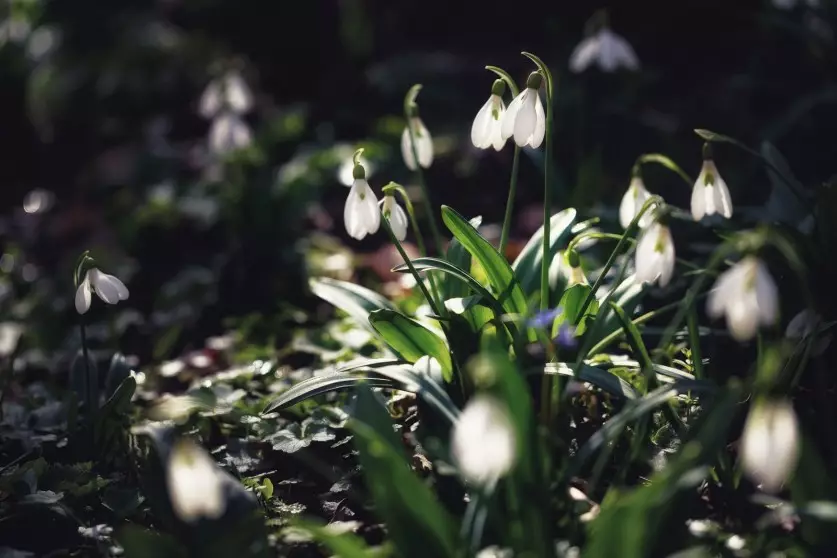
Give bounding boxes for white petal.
[413,355,443,383]
[471,97,495,149]
[569,36,599,73]
[452,395,516,486]
[658,227,676,287]
[400,125,417,171]
[166,439,226,522]
[598,30,619,72]
[389,201,409,241]
[344,183,368,240]
[714,175,733,218]
[634,225,661,284]
[513,91,537,147]
[741,400,799,493]
[198,79,222,118]
[489,97,507,151]
[75,276,92,314]
[98,271,129,301]
[209,113,251,155]
[753,260,778,326]
[727,292,759,341]
[531,92,546,148]
[707,264,742,318]
[501,91,526,140]
[691,168,708,220]
[224,72,252,114]
[414,118,434,168]
[359,183,380,235]
[608,31,640,70]
[619,178,649,229]
[89,268,121,305]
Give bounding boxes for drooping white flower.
[413,355,444,384]
[344,177,380,241]
[166,439,226,522]
[380,195,408,241]
[691,146,733,221]
[401,117,433,170]
[786,309,831,355]
[740,399,800,493]
[619,174,653,229]
[635,220,675,287]
[199,71,253,119]
[707,256,778,341]
[451,395,516,486]
[208,112,252,155]
[570,27,640,73]
[75,268,129,315]
[501,72,545,149]
[471,80,507,151]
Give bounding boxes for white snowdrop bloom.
[786,309,831,355]
[740,399,800,493]
[635,221,675,287]
[75,268,129,315]
[413,355,444,384]
[570,27,640,73]
[619,175,654,229]
[726,534,747,552]
[208,112,252,156]
[166,439,226,522]
[471,80,507,151]
[344,173,380,241]
[451,395,516,487]
[707,257,778,342]
[400,116,433,170]
[380,195,408,241]
[199,71,253,119]
[691,147,733,221]
[501,72,546,149]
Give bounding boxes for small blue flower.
[527,307,562,329]
[555,323,578,349]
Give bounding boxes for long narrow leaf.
[368,309,453,380]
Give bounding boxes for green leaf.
[609,301,655,392]
[551,284,598,338]
[540,362,639,400]
[637,153,693,185]
[511,208,577,297]
[790,434,837,547]
[310,277,397,333]
[105,353,134,399]
[70,349,99,415]
[350,385,459,558]
[368,309,453,381]
[263,373,397,413]
[443,215,481,301]
[291,519,377,558]
[762,141,808,227]
[441,206,531,337]
[117,525,186,558]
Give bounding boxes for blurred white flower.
[412,355,443,384]
[344,178,380,240]
[707,257,778,341]
[635,221,675,287]
[199,71,253,118]
[0,322,23,357]
[338,155,374,187]
[401,117,433,170]
[380,195,408,241]
[208,112,252,156]
[75,268,129,315]
[471,83,507,151]
[452,395,516,486]
[501,73,545,148]
[619,175,653,229]
[570,27,640,73]
[166,439,226,522]
[740,399,799,493]
[691,156,732,221]
[786,309,831,355]
[476,546,513,558]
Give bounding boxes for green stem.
[686,305,705,379]
[540,98,554,312]
[406,123,445,257]
[499,146,521,256]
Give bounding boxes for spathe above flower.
[635,218,675,287]
[451,394,516,486]
[501,72,545,148]
[344,161,380,240]
[570,25,640,73]
[707,256,778,341]
[740,398,800,493]
[691,143,733,221]
[75,266,129,315]
[471,79,507,151]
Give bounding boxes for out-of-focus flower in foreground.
[166,438,227,522]
[707,256,778,341]
[570,25,640,73]
[740,398,800,493]
[451,395,516,487]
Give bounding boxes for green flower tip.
[702,142,714,161]
[352,147,365,166]
[526,71,543,90]
[631,163,642,178]
[567,248,581,268]
[382,184,398,195]
[490,79,506,97]
[74,251,95,288]
[404,84,423,116]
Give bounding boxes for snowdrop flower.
[635,220,675,287]
[566,250,589,286]
[344,163,380,240]
[199,71,252,118]
[570,25,640,73]
[452,395,516,486]
[208,112,252,156]
[380,194,408,241]
[691,143,733,221]
[166,439,226,522]
[619,172,654,229]
[707,256,778,341]
[786,309,831,355]
[413,355,444,384]
[75,268,129,315]
[471,79,507,151]
[501,72,545,148]
[740,398,799,493]
[401,114,433,170]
